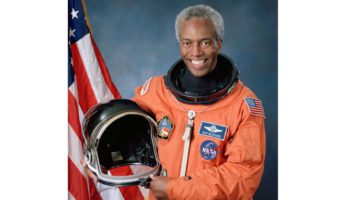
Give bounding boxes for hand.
[80,157,98,182]
[149,174,170,200]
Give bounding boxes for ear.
[216,40,222,51]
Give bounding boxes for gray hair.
[175,4,224,42]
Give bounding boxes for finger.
[86,169,98,182]
[81,157,98,182]
[80,157,86,167]
[150,174,158,180]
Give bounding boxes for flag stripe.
[76,34,114,103]
[96,181,124,200]
[71,42,98,113]
[109,167,145,200]
[69,156,105,200]
[130,165,150,198]
[88,179,103,200]
[68,158,90,200]
[69,82,86,128]
[69,191,76,200]
[91,36,121,99]
[119,185,145,200]
[120,185,145,200]
[68,124,86,176]
[250,109,263,112]
[68,90,84,144]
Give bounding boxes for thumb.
[150,174,158,180]
[80,157,86,167]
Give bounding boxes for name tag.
[198,122,227,141]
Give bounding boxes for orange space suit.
[133,76,266,200]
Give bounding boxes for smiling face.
[178,18,222,77]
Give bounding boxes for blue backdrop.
[85,0,277,199]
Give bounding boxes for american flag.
[244,97,265,117]
[68,0,147,199]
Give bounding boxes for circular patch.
[200,140,218,160]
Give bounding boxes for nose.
[191,43,203,57]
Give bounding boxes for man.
[85,4,265,200]
[132,4,266,200]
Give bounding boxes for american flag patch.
[244,97,265,117]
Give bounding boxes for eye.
[182,41,191,47]
[201,40,211,47]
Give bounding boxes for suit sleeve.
[131,77,156,113]
[167,101,266,200]
[131,86,148,110]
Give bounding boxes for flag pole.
[80,0,93,35]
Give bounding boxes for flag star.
[69,28,76,37]
[71,8,79,19]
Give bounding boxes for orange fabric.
[133,76,266,200]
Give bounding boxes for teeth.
[191,60,205,65]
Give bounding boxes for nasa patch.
[199,122,227,141]
[200,140,218,160]
[157,116,174,140]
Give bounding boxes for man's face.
[178,18,222,77]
